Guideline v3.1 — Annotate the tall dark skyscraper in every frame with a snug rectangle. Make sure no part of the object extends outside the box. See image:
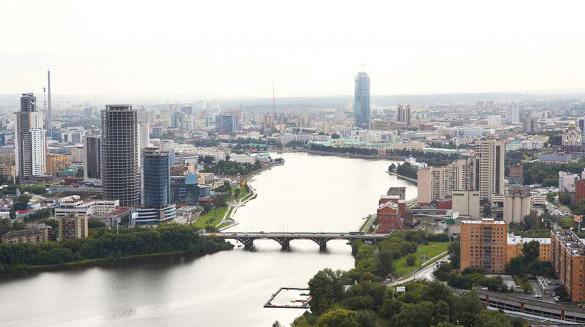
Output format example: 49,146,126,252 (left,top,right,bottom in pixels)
15,93,46,179
142,147,170,208
353,71,370,129
83,135,101,184
101,105,140,207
